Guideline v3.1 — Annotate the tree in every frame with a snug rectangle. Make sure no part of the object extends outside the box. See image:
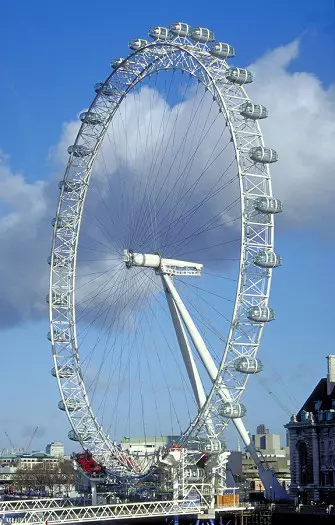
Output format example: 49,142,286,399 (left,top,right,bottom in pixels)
12,460,75,495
